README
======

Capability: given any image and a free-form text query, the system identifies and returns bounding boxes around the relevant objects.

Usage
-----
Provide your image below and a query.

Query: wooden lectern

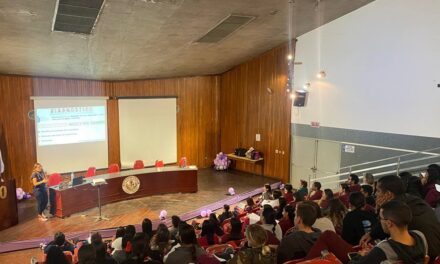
[0,179,19,231]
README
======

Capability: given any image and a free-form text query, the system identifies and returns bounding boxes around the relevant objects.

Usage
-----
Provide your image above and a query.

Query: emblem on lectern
[122,176,140,194]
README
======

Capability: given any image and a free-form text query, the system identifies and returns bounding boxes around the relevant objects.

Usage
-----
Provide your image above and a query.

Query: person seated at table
[44,231,75,254]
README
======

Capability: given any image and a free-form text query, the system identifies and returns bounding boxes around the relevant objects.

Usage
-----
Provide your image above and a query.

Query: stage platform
[0,168,279,262]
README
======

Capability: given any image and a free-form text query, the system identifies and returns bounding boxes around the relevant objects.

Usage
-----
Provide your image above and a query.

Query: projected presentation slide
[36,106,106,146]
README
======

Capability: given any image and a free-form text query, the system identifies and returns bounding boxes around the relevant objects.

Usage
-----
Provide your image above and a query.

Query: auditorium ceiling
[0,0,374,80]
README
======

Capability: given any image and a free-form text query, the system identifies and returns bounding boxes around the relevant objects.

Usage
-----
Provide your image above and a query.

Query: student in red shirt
[308,181,323,201]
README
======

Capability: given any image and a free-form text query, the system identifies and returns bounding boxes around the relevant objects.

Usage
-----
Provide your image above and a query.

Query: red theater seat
[133,160,144,170]
[108,163,120,173]
[86,167,96,178]
[47,173,62,187]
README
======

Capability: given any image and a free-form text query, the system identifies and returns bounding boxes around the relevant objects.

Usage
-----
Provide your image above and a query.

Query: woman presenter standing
[31,163,49,221]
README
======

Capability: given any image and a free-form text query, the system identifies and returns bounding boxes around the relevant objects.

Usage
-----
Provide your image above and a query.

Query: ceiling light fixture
[316,71,326,78]
[287,54,293,60]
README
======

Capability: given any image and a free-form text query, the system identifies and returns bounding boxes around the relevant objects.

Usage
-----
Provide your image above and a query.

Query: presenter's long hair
[32,163,42,173]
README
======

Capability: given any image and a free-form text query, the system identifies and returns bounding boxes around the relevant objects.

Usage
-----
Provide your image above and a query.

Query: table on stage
[51,166,198,218]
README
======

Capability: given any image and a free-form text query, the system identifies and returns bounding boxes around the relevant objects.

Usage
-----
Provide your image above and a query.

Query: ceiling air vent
[52,0,105,34]
[196,14,256,43]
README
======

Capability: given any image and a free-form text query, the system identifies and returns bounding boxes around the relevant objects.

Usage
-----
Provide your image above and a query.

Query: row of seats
[46,160,166,187]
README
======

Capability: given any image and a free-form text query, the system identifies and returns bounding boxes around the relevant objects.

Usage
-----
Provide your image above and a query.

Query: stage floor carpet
[0,169,276,246]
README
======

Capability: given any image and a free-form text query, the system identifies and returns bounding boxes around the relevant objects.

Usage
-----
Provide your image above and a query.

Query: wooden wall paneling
[0,76,36,191]
[220,43,293,182]
[111,76,220,169]
[107,97,120,166]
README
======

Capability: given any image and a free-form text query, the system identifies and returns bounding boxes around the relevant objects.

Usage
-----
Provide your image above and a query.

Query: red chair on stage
[108,163,120,173]
[86,167,96,178]
[133,160,144,170]
[47,173,62,187]
[155,160,164,168]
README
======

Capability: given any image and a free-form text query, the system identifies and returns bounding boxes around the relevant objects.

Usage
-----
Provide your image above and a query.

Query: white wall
[292,0,440,138]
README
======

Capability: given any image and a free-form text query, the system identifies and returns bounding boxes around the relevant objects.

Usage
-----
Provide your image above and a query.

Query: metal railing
[310,146,440,186]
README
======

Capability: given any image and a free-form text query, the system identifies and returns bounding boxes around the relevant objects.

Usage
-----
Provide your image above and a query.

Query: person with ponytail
[260,205,282,242]
[278,204,295,236]
[229,224,275,264]
[164,223,206,264]
[198,220,219,247]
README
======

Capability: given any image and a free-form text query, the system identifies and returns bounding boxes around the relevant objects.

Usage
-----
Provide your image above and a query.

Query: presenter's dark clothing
[31,171,48,214]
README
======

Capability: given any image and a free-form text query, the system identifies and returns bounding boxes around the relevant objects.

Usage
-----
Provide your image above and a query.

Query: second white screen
[118,98,177,168]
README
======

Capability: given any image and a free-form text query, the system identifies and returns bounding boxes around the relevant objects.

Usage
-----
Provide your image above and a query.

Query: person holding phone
[31,163,49,221]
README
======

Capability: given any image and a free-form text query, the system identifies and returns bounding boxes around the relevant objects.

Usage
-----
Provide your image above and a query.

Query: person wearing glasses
[301,200,428,264]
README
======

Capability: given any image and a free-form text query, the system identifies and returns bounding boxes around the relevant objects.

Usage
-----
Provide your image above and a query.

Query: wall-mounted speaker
[293,91,308,107]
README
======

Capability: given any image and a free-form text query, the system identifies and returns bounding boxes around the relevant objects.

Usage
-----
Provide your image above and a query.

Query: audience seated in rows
[39,165,440,264]
[317,188,333,211]
[342,192,377,246]
[307,182,323,201]
[164,223,211,264]
[260,183,273,201]
[283,184,294,204]
[278,204,295,236]
[221,217,244,243]
[360,184,375,207]
[260,205,283,242]
[348,174,362,193]
[361,174,440,259]
[168,215,181,241]
[46,245,70,264]
[327,198,347,234]
[244,197,258,213]
[423,167,440,208]
[218,204,233,224]
[44,231,75,254]
[305,201,335,233]
[229,224,275,264]
[277,202,321,263]
[198,220,220,247]
[305,200,428,264]
[297,180,308,200]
